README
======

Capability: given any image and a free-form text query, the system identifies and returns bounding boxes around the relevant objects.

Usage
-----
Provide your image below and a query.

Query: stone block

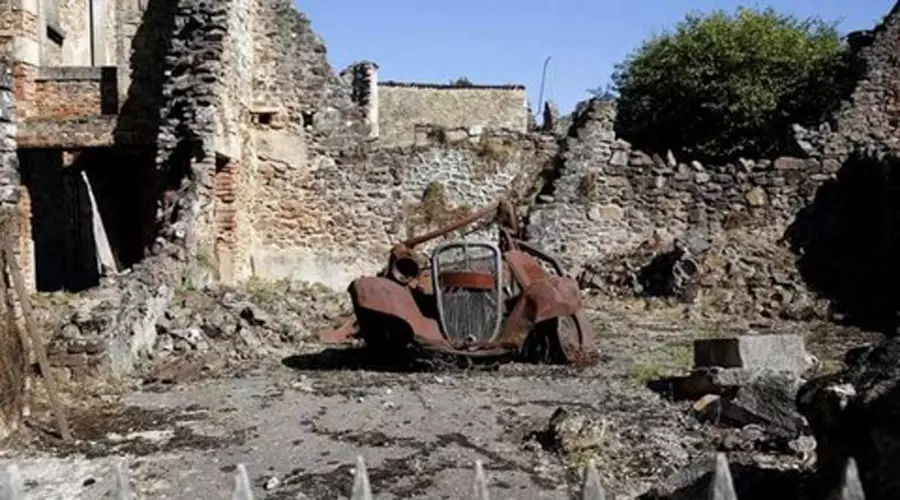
[693,334,811,373]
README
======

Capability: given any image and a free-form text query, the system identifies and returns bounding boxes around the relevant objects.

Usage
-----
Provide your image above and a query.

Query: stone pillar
[2,0,40,121]
[0,60,32,292]
[0,59,29,442]
[2,0,41,66]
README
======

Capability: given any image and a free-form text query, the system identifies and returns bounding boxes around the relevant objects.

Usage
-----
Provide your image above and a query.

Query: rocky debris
[536,407,609,456]
[798,336,900,500]
[41,279,351,382]
[153,281,350,360]
[691,372,807,441]
[637,452,812,500]
[580,231,829,322]
[649,336,815,455]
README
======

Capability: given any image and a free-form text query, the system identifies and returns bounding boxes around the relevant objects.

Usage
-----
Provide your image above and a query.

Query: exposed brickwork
[12,63,35,119]
[31,79,102,119]
[214,159,238,283]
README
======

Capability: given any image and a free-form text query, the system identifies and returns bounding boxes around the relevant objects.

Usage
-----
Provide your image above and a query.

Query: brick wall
[378,83,529,147]
[29,67,118,120]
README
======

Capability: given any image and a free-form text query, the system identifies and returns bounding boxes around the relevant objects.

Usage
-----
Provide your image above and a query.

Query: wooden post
[1,234,72,442]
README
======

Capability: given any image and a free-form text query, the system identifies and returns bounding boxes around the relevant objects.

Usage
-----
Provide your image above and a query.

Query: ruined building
[4,0,899,377]
[340,61,530,146]
[0,0,534,298]
[0,0,549,375]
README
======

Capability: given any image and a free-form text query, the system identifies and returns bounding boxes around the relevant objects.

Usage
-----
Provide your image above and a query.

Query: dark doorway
[18,150,98,292]
[18,148,155,293]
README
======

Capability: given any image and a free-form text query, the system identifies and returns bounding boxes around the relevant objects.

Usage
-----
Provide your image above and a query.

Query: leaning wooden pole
[1,234,72,441]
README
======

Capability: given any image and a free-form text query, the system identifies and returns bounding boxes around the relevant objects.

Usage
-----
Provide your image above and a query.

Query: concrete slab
[693,334,811,373]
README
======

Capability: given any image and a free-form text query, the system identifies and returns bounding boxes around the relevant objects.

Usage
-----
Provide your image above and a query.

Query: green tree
[611,7,854,161]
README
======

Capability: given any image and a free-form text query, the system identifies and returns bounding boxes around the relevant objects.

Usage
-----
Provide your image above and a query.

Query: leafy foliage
[611,7,854,161]
[449,77,474,87]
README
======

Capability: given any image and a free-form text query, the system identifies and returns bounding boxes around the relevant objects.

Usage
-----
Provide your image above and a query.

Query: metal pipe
[402,203,499,249]
[89,0,96,66]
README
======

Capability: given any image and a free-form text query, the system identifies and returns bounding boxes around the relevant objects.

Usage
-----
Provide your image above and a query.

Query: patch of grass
[811,358,844,378]
[244,277,290,304]
[404,182,471,236]
[475,136,515,165]
[627,340,693,384]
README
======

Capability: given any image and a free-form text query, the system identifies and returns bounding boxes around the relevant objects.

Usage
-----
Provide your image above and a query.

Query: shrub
[611,7,853,161]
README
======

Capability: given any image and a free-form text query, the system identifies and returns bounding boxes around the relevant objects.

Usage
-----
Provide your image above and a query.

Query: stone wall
[524,98,838,321]
[0,60,26,442]
[0,64,18,209]
[527,99,828,270]
[252,0,365,149]
[44,0,236,377]
[525,1,900,327]
[377,82,529,147]
[249,128,557,290]
[793,2,900,158]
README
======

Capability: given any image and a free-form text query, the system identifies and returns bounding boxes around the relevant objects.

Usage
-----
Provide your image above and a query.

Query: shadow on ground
[281,347,505,373]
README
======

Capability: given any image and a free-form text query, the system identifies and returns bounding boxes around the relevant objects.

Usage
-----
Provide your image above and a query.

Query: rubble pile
[580,230,829,321]
[635,333,823,499]
[39,280,351,381]
[154,281,349,358]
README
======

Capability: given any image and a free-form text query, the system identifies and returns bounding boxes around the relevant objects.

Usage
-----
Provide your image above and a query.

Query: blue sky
[299,0,895,115]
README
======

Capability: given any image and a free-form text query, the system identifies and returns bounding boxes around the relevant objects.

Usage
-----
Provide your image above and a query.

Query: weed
[627,341,693,384]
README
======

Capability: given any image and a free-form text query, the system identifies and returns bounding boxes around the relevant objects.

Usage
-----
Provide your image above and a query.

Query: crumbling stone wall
[45,0,236,377]
[793,2,900,157]
[527,99,826,269]
[524,98,839,320]
[252,0,365,148]
[250,128,557,290]
[526,1,900,326]
[0,61,27,440]
[377,82,530,147]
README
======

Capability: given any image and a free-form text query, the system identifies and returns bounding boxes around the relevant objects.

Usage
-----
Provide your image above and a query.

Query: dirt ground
[0,300,882,500]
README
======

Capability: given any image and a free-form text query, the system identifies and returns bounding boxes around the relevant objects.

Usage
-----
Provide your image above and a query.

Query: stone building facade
[0,0,553,375]
[341,61,531,147]
[375,81,530,147]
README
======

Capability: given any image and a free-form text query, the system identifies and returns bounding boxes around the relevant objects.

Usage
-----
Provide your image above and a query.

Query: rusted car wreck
[321,202,599,366]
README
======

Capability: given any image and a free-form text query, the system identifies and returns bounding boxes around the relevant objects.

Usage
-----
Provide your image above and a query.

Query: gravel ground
[0,301,882,500]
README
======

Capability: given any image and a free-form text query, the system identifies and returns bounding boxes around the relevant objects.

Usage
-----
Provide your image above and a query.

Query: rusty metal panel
[431,241,503,345]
